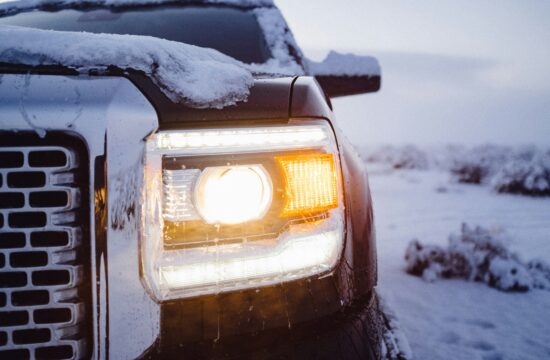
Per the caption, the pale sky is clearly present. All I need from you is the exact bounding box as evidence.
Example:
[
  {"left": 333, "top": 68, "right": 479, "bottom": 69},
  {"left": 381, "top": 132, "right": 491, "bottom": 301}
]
[{"left": 276, "top": 0, "right": 550, "bottom": 147}]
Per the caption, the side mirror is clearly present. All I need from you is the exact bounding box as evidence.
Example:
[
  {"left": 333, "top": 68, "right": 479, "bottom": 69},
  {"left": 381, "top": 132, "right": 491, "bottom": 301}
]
[{"left": 307, "top": 51, "right": 381, "bottom": 98}]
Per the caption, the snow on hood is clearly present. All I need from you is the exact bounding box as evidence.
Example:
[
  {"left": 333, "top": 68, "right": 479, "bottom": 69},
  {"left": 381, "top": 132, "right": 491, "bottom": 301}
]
[
  {"left": 0, "top": 25, "right": 254, "bottom": 109},
  {"left": 0, "top": 0, "right": 274, "bottom": 15},
  {"left": 0, "top": 1, "right": 307, "bottom": 77},
  {"left": 306, "top": 51, "right": 381, "bottom": 77}
]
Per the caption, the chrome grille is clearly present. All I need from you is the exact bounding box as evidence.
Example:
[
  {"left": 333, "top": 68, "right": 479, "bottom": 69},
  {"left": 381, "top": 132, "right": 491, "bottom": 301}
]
[{"left": 0, "top": 143, "right": 90, "bottom": 360}]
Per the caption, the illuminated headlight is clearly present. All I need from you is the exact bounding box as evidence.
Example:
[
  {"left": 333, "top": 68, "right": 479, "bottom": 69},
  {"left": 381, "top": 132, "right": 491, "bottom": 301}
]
[
  {"left": 194, "top": 165, "right": 273, "bottom": 225},
  {"left": 141, "top": 121, "right": 345, "bottom": 301}
]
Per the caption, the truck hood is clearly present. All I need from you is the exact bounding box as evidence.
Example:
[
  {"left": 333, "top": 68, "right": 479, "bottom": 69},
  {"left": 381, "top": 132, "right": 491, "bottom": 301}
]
[
  {"left": 128, "top": 73, "right": 295, "bottom": 128},
  {"left": 0, "top": 62, "right": 295, "bottom": 127}
]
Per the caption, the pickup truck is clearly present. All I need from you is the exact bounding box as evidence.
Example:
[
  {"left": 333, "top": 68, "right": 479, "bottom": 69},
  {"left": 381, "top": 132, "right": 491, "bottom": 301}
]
[{"left": 0, "top": 1, "right": 392, "bottom": 359}]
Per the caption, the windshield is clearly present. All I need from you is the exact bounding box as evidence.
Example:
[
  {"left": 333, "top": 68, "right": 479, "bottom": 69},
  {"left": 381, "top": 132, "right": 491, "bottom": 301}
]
[{"left": 0, "top": 5, "right": 272, "bottom": 64}]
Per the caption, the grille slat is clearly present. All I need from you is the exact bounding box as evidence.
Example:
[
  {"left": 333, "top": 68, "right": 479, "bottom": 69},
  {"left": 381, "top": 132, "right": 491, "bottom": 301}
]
[{"left": 0, "top": 144, "right": 89, "bottom": 360}]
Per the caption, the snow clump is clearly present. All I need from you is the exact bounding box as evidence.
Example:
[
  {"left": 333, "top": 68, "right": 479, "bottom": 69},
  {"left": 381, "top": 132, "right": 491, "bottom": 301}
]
[
  {"left": 306, "top": 51, "right": 381, "bottom": 77},
  {"left": 404, "top": 223, "right": 550, "bottom": 292}
]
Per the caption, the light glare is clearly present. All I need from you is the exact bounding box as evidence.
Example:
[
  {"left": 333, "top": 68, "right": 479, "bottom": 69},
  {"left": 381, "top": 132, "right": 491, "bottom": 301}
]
[{"left": 194, "top": 165, "right": 273, "bottom": 225}]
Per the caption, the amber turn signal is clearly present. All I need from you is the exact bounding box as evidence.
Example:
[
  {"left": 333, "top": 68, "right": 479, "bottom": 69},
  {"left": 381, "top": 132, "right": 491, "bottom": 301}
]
[{"left": 276, "top": 153, "right": 339, "bottom": 217}]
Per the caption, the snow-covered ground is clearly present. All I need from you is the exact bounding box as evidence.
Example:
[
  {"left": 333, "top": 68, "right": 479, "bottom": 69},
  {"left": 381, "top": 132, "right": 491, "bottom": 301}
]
[{"left": 369, "top": 165, "right": 550, "bottom": 360}]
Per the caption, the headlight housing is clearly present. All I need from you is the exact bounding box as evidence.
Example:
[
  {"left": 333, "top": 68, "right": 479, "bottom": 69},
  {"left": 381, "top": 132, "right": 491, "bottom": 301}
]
[{"left": 141, "top": 120, "right": 345, "bottom": 301}]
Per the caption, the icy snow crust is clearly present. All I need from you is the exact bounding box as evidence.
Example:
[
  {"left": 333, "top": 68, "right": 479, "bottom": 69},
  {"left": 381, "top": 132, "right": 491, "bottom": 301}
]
[
  {"left": 378, "top": 294, "right": 413, "bottom": 360},
  {"left": 0, "top": 0, "right": 274, "bottom": 16},
  {"left": 0, "top": 25, "right": 254, "bottom": 108}
]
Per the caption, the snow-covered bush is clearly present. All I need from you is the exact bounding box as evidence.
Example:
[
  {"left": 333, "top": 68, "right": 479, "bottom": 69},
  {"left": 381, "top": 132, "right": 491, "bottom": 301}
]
[
  {"left": 491, "top": 147, "right": 550, "bottom": 196},
  {"left": 449, "top": 145, "right": 511, "bottom": 184},
  {"left": 364, "top": 145, "right": 429, "bottom": 170},
  {"left": 364, "top": 144, "right": 550, "bottom": 196},
  {"left": 526, "top": 259, "right": 550, "bottom": 290},
  {"left": 404, "top": 224, "right": 550, "bottom": 292},
  {"left": 430, "top": 144, "right": 466, "bottom": 171}
]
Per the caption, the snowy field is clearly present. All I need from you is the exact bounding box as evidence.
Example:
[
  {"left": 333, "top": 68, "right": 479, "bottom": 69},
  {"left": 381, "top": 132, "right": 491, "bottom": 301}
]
[{"left": 369, "top": 165, "right": 550, "bottom": 360}]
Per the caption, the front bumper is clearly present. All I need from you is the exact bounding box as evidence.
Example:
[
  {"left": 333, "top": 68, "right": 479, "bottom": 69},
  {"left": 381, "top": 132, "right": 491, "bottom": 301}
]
[{"left": 141, "top": 292, "right": 383, "bottom": 360}]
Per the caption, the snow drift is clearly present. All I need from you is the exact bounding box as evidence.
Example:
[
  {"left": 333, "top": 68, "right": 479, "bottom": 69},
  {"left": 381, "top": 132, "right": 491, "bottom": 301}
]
[
  {"left": 405, "top": 223, "right": 550, "bottom": 292},
  {"left": 0, "top": 25, "right": 254, "bottom": 109}
]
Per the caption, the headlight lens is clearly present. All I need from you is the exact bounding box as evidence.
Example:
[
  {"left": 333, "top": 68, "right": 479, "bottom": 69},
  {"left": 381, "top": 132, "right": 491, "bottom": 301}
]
[
  {"left": 141, "top": 121, "right": 345, "bottom": 301},
  {"left": 194, "top": 164, "right": 273, "bottom": 225}
]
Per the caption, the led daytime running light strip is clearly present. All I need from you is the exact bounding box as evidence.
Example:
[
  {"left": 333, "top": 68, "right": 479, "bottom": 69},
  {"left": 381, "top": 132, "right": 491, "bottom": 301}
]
[
  {"left": 160, "top": 229, "right": 340, "bottom": 291},
  {"left": 151, "top": 125, "right": 328, "bottom": 153}
]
